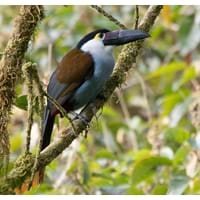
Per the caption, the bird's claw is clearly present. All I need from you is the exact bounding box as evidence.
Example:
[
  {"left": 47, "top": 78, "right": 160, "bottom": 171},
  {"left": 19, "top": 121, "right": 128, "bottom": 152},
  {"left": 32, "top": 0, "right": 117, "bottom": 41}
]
[{"left": 70, "top": 112, "right": 90, "bottom": 138}]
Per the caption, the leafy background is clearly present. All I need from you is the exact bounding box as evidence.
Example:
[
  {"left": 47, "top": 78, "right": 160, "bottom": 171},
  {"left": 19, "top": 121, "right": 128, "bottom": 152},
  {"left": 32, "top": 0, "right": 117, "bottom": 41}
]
[{"left": 1, "top": 5, "right": 200, "bottom": 194}]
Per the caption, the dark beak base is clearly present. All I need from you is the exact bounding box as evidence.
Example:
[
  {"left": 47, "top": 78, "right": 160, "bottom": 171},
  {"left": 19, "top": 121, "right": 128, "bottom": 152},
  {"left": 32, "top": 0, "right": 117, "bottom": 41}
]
[{"left": 103, "top": 29, "right": 150, "bottom": 46}]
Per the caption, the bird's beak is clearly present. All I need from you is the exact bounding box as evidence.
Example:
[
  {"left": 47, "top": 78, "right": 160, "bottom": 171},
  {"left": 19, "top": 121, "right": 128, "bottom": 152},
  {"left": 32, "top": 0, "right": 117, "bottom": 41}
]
[{"left": 103, "top": 29, "right": 150, "bottom": 46}]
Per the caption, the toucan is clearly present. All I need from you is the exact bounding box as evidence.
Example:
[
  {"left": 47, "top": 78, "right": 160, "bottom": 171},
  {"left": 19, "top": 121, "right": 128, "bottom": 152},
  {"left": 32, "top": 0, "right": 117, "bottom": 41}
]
[{"left": 37, "top": 29, "right": 149, "bottom": 182}]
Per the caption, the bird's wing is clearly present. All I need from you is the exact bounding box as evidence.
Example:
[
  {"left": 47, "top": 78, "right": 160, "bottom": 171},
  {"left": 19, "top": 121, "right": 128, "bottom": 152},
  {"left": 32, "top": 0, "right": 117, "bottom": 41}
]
[{"left": 47, "top": 48, "right": 94, "bottom": 109}]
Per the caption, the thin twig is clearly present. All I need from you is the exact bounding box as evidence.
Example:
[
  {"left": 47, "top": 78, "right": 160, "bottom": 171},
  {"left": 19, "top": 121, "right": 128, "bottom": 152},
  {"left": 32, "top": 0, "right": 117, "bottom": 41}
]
[
  {"left": 22, "top": 63, "right": 34, "bottom": 153},
  {"left": 135, "top": 5, "right": 139, "bottom": 29},
  {"left": 90, "top": 5, "right": 127, "bottom": 29}
]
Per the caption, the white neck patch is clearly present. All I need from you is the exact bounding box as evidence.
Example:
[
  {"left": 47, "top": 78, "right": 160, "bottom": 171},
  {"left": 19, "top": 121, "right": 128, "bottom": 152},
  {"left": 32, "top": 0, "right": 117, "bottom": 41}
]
[{"left": 80, "top": 39, "right": 113, "bottom": 56}]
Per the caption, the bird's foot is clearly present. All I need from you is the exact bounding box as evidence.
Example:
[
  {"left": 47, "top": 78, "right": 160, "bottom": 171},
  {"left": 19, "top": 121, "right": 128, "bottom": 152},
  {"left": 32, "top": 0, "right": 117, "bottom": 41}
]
[
  {"left": 70, "top": 112, "right": 90, "bottom": 138},
  {"left": 70, "top": 112, "right": 89, "bottom": 124}
]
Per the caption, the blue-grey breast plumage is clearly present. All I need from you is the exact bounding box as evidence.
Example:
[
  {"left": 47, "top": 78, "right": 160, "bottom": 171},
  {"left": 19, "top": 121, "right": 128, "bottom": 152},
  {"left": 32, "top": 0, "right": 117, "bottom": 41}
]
[{"left": 38, "top": 29, "right": 149, "bottom": 182}]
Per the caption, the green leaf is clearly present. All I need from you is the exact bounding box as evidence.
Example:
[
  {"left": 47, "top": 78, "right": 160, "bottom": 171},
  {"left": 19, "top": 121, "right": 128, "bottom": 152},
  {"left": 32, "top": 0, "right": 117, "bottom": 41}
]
[
  {"left": 15, "top": 95, "right": 28, "bottom": 110},
  {"left": 113, "top": 174, "right": 129, "bottom": 185},
  {"left": 145, "top": 61, "right": 186, "bottom": 80},
  {"left": 161, "top": 93, "right": 183, "bottom": 115},
  {"left": 169, "top": 97, "right": 192, "bottom": 127},
  {"left": 167, "top": 175, "right": 189, "bottom": 194},
  {"left": 133, "top": 149, "right": 152, "bottom": 162},
  {"left": 95, "top": 149, "right": 116, "bottom": 159},
  {"left": 173, "top": 66, "right": 196, "bottom": 90},
  {"left": 91, "top": 172, "right": 113, "bottom": 187},
  {"left": 152, "top": 184, "right": 168, "bottom": 194},
  {"left": 192, "top": 177, "right": 200, "bottom": 193},
  {"left": 126, "top": 186, "right": 144, "bottom": 195},
  {"left": 179, "top": 66, "right": 196, "bottom": 84},
  {"left": 173, "top": 144, "right": 191, "bottom": 166},
  {"left": 164, "top": 127, "right": 190, "bottom": 144},
  {"left": 102, "top": 106, "right": 121, "bottom": 119},
  {"left": 131, "top": 156, "right": 172, "bottom": 185}
]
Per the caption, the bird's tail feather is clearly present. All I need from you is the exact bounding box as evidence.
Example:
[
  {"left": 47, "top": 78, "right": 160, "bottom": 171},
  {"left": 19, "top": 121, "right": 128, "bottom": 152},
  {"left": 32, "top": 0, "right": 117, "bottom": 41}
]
[
  {"left": 35, "top": 108, "right": 55, "bottom": 183},
  {"left": 41, "top": 108, "right": 55, "bottom": 150}
]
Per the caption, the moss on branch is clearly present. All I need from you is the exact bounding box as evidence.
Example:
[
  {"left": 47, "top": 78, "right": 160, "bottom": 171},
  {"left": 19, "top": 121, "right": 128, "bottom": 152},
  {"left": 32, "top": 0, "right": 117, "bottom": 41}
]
[
  {"left": 0, "top": 5, "right": 44, "bottom": 192},
  {"left": 0, "top": 5, "right": 44, "bottom": 170}
]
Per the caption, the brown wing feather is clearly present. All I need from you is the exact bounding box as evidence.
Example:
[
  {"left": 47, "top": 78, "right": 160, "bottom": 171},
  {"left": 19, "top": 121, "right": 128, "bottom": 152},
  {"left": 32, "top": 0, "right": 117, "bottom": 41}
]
[
  {"left": 48, "top": 48, "right": 93, "bottom": 115},
  {"left": 59, "top": 82, "right": 81, "bottom": 97},
  {"left": 57, "top": 48, "right": 93, "bottom": 85}
]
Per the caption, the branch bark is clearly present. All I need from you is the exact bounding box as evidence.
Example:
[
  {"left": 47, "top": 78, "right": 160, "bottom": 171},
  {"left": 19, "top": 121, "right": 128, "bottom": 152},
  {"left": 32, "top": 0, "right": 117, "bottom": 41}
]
[
  {"left": 0, "top": 5, "right": 163, "bottom": 194},
  {"left": 0, "top": 6, "right": 44, "bottom": 173}
]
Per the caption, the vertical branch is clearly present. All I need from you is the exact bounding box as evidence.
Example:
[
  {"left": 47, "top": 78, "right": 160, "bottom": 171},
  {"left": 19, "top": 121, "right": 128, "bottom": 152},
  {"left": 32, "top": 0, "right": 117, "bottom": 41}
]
[
  {"left": 29, "top": 63, "right": 45, "bottom": 188},
  {"left": 135, "top": 5, "right": 139, "bottom": 29},
  {"left": 22, "top": 63, "right": 34, "bottom": 153},
  {"left": 0, "top": 6, "right": 44, "bottom": 173},
  {"left": 31, "top": 63, "right": 45, "bottom": 153}
]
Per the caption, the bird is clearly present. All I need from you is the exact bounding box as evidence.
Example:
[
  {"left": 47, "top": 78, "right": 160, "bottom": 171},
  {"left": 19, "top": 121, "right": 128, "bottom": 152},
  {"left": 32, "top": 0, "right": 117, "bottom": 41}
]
[{"left": 36, "top": 28, "right": 149, "bottom": 183}]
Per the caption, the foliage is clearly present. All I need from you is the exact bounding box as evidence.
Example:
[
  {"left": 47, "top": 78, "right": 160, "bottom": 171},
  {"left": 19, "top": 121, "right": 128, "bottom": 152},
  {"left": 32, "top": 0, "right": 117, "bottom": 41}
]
[{"left": 1, "top": 5, "right": 200, "bottom": 194}]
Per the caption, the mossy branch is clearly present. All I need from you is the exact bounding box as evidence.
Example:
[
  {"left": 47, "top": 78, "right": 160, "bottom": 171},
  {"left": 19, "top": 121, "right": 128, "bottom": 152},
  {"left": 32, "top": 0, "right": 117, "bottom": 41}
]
[
  {"left": 0, "top": 5, "right": 163, "bottom": 194},
  {"left": 0, "top": 6, "right": 44, "bottom": 174},
  {"left": 22, "top": 63, "right": 34, "bottom": 154}
]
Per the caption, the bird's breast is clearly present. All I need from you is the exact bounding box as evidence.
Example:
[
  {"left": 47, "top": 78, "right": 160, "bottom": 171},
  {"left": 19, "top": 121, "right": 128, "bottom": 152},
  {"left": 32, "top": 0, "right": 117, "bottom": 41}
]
[
  {"left": 68, "top": 50, "right": 115, "bottom": 110},
  {"left": 92, "top": 50, "right": 114, "bottom": 80}
]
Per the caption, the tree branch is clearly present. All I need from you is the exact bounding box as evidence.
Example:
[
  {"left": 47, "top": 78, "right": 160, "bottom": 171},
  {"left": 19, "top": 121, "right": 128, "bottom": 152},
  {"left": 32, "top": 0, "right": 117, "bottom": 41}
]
[
  {"left": 90, "top": 5, "right": 127, "bottom": 29},
  {"left": 0, "top": 5, "right": 163, "bottom": 194},
  {"left": 0, "top": 6, "right": 44, "bottom": 174}
]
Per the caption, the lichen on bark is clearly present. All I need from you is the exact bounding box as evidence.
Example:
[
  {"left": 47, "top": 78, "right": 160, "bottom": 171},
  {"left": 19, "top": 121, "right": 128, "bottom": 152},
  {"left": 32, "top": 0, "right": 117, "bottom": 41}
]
[{"left": 0, "top": 5, "right": 44, "bottom": 176}]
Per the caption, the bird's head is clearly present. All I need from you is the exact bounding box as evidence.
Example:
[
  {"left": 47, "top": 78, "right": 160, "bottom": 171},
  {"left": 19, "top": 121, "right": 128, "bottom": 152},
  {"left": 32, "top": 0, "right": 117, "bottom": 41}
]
[
  {"left": 76, "top": 29, "right": 149, "bottom": 55},
  {"left": 77, "top": 28, "right": 149, "bottom": 47}
]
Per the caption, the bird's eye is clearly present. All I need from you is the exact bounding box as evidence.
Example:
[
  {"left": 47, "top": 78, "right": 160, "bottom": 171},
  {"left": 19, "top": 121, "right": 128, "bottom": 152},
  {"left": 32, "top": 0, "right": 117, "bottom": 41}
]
[
  {"left": 99, "top": 33, "right": 104, "bottom": 38},
  {"left": 95, "top": 32, "right": 104, "bottom": 40}
]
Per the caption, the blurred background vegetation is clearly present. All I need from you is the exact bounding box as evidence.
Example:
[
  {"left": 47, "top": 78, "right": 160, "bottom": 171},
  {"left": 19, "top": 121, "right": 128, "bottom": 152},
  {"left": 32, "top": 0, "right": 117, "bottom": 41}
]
[{"left": 1, "top": 5, "right": 200, "bottom": 194}]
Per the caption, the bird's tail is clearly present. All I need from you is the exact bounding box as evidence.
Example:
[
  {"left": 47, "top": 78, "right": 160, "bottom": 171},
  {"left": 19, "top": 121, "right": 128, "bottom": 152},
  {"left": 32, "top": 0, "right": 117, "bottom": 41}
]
[
  {"left": 41, "top": 108, "right": 55, "bottom": 150},
  {"left": 35, "top": 108, "right": 55, "bottom": 183}
]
